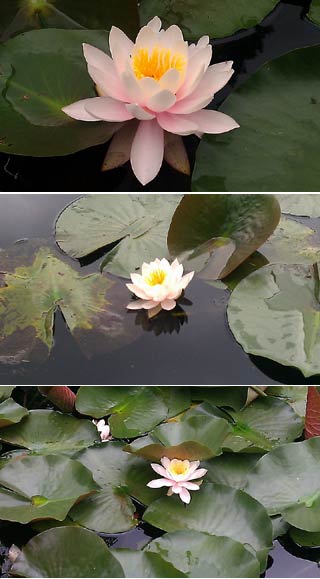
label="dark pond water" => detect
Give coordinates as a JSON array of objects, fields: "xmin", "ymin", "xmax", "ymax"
[
  {"xmin": 0, "ymin": 193, "xmax": 319, "ymax": 386},
  {"xmin": 0, "ymin": 0, "xmax": 319, "ymax": 192}
]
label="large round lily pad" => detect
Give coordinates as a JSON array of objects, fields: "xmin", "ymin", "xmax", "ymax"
[
  {"xmin": 139, "ymin": 0, "xmax": 279, "ymax": 39},
  {"xmin": 192, "ymin": 45, "xmax": 320, "ymax": 191},
  {"xmin": 0, "ymin": 29, "xmax": 118, "ymax": 156},
  {"xmin": 56, "ymin": 194, "xmax": 183, "ymax": 277},
  {"xmin": 0, "ymin": 454, "xmax": 98, "ymax": 524},
  {"xmin": 147, "ymin": 531, "xmax": 260, "ymax": 577},
  {"xmin": 276, "ymin": 194, "xmax": 320, "ymax": 217},
  {"xmin": 307, "ymin": 0, "xmax": 320, "ymax": 26},
  {"xmin": 190, "ymin": 386, "xmax": 248, "ymax": 411},
  {"xmin": 227, "ymin": 263, "xmax": 320, "ymax": 377},
  {"xmin": 245, "ymin": 438, "xmax": 320, "ymax": 532},
  {"xmin": 0, "ymin": 398, "xmax": 28, "ymax": 428},
  {"xmin": 0, "ymin": 410, "xmax": 98, "ymax": 453},
  {"xmin": 11, "ymin": 526, "xmax": 124, "ymax": 578},
  {"xmin": 113, "ymin": 550, "xmax": 184, "ymax": 578},
  {"xmin": 144, "ymin": 482, "xmax": 273, "ymax": 570},
  {"xmin": 167, "ymin": 194, "xmax": 280, "ymax": 279}
]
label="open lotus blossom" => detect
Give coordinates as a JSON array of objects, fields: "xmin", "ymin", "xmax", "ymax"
[
  {"xmin": 147, "ymin": 457, "xmax": 207, "ymax": 504},
  {"xmin": 93, "ymin": 419, "xmax": 111, "ymax": 442},
  {"xmin": 126, "ymin": 258, "xmax": 194, "ymax": 317},
  {"xmin": 62, "ymin": 16, "xmax": 239, "ymax": 185}
]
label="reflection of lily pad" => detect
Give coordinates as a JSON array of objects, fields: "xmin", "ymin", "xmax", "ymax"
[
  {"xmin": 0, "ymin": 241, "xmax": 137, "ymax": 365},
  {"xmin": 245, "ymin": 438, "xmax": 320, "ymax": 532},
  {"xmin": 144, "ymin": 482, "xmax": 272, "ymax": 570},
  {"xmin": 0, "ymin": 410, "xmax": 98, "ymax": 453},
  {"xmin": 0, "ymin": 454, "xmax": 98, "ymax": 524},
  {"xmin": 192, "ymin": 46, "xmax": 320, "ymax": 191},
  {"xmin": 168, "ymin": 194, "xmax": 280, "ymax": 279},
  {"xmin": 56, "ymin": 194, "xmax": 183, "ymax": 277},
  {"xmin": 11, "ymin": 526, "xmax": 124, "ymax": 578},
  {"xmin": 276, "ymin": 194, "xmax": 320, "ymax": 217},
  {"xmin": 0, "ymin": 0, "xmax": 139, "ymax": 41},
  {"xmin": 146, "ymin": 531, "xmax": 260, "ymax": 577},
  {"xmin": 228, "ymin": 263, "xmax": 320, "ymax": 377},
  {"xmin": 139, "ymin": 0, "xmax": 279, "ymax": 39}
]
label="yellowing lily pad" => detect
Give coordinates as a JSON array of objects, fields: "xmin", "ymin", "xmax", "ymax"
[{"xmin": 0, "ymin": 241, "xmax": 137, "ymax": 365}]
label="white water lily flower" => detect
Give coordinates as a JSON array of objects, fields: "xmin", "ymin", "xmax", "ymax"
[
  {"xmin": 93, "ymin": 419, "xmax": 111, "ymax": 442},
  {"xmin": 147, "ymin": 457, "xmax": 207, "ymax": 504},
  {"xmin": 62, "ymin": 16, "xmax": 239, "ymax": 185},
  {"xmin": 126, "ymin": 258, "xmax": 194, "ymax": 316}
]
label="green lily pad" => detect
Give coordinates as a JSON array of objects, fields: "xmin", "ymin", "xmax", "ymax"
[
  {"xmin": 70, "ymin": 442, "xmax": 147, "ymax": 533},
  {"xmin": 190, "ymin": 386, "xmax": 248, "ymax": 411},
  {"xmin": 227, "ymin": 263, "xmax": 320, "ymax": 377},
  {"xmin": 266, "ymin": 386, "xmax": 307, "ymax": 417},
  {"xmin": 11, "ymin": 526, "xmax": 124, "ymax": 577},
  {"xmin": 223, "ymin": 397, "xmax": 304, "ymax": 453},
  {"xmin": 0, "ymin": 241, "xmax": 137, "ymax": 365},
  {"xmin": 277, "ymin": 194, "xmax": 320, "ymax": 217},
  {"xmin": 0, "ymin": 386, "xmax": 14, "ymax": 401},
  {"xmin": 0, "ymin": 410, "xmax": 98, "ymax": 453},
  {"xmin": 192, "ymin": 46, "xmax": 320, "ymax": 191},
  {"xmin": 144, "ymin": 482, "xmax": 273, "ymax": 570},
  {"xmin": 261, "ymin": 217, "xmax": 320, "ymax": 265},
  {"xmin": 56, "ymin": 194, "xmax": 183, "ymax": 278},
  {"xmin": 245, "ymin": 438, "xmax": 320, "ymax": 532},
  {"xmin": 146, "ymin": 531, "xmax": 260, "ymax": 577},
  {"xmin": 76, "ymin": 387, "xmax": 191, "ymax": 438},
  {"xmin": 0, "ymin": 29, "xmax": 118, "ymax": 156},
  {"xmin": 139, "ymin": 0, "xmax": 279, "ymax": 40},
  {"xmin": 124, "ymin": 414, "xmax": 232, "ymax": 461},
  {"xmin": 0, "ymin": 398, "xmax": 28, "ymax": 428},
  {"xmin": 167, "ymin": 194, "xmax": 280, "ymax": 279},
  {"xmin": 307, "ymin": 1, "xmax": 320, "ymax": 26},
  {"xmin": 289, "ymin": 527, "xmax": 320, "ymax": 547},
  {"xmin": 203, "ymin": 454, "xmax": 260, "ymax": 490},
  {"xmin": 0, "ymin": 0, "xmax": 139, "ymax": 41},
  {"xmin": 113, "ymin": 550, "xmax": 185, "ymax": 578},
  {"xmin": 0, "ymin": 454, "xmax": 98, "ymax": 523}
]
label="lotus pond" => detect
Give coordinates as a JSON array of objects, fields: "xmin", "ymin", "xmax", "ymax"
[
  {"xmin": 1, "ymin": 193, "xmax": 320, "ymax": 385},
  {"xmin": 0, "ymin": 385, "xmax": 318, "ymax": 578},
  {"xmin": 0, "ymin": 1, "xmax": 320, "ymax": 191}
]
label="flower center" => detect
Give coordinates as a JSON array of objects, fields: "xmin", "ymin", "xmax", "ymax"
[
  {"xmin": 145, "ymin": 268, "xmax": 167, "ymax": 286},
  {"xmin": 132, "ymin": 46, "xmax": 186, "ymax": 81},
  {"xmin": 169, "ymin": 460, "xmax": 189, "ymax": 476}
]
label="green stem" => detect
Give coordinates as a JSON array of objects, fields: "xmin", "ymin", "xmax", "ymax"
[{"xmin": 249, "ymin": 386, "xmax": 268, "ymax": 397}]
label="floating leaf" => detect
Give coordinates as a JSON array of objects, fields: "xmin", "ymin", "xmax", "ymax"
[
  {"xmin": 146, "ymin": 531, "xmax": 260, "ymax": 577},
  {"xmin": 289, "ymin": 527, "xmax": 320, "ymax": 548},
  {"xmin": 0, "ymin": 241, "xmax": 137, "ymax": 365},
  {"xmin": 144, "ymin": 482, "xmax": 273, "ymax": 570},
  {"xmin": 307, "ymin": 1, "xmax": 320, "ymax": 27},
  {"xmin": 56, "ymin": 194, "xmax": 183, "ymax": 277},
  {"xmin": 125, "ymin": 414, "xmax": 232, "ymax": 461},
  {"xmin": 0, "ymin": 410, "xmax": 98, "ymax": 453},
  {"xmin": 0, "ymin": 398, "xmax": 28, "ymax": 428},
  {"xmin": 245, "ymin": 438, "xmax": 320, "ymax": 532},
  {"xmin": 11, "ymin": 526, "xmax": 124, "ymax": 577},
  {"xmin": 76, "ymin": 387, "xmax": 190, "ymax": 438},
  {"xmin": 167, "ymin": 195, "xmax": 280, "ymax": 279},
  {"xmin": 139, "ymin": 0, "xmax": 279, "ymax": 39},
  {"xmin": 0, "ymin": 30, "xmax": 118, "ymax": 156},
  {"xmin": 0, "ymin": 386, "xmax": 14, "ymax": 401},
  {"xmin": 276, "ymin": 194, "xmax": 320, "ymax": 217},
  {"xmin": 261, "ymin": 217, "xmax": 320, "ymax": 265},
  {"xmin": 203, "ymin": 454, "xmax": 260, "ymax": 490},
  {"xmin": 0, "ymin": 454, "xmax": 98, "ymax": 524},
  {"xmin": 70, "ymin": 442, "xmax": 154, "ymax": 533},
  {"xmin": 113, "ymin": 550, "xmax": 185, "ymax": 578},
  {"xmin": 223, "ymin": 397, "xmax": 304, "ymax": 453},
  {"xmin": 192, "ymin": 46, "xmax": 320, "ymax": 191},
  {"xmin": 227, "ymin": 263, "xmax": 320, "ymax": 377},
  {"xmin": 0, "ymin": 0, "xmax": 139, "ymax": 41},
  {"xmin": 190, "ymin": 386, "xmax": 248, "ymax": 411},
  {"xmin": 266, "ymin": 386, "xmax": 307, "ymax": 417}
]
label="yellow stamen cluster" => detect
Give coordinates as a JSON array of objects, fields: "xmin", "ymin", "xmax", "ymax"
[
  {"xmin": 169, "ymin": 459, "xmax": 189, "ymax": 476},
  {"xmin": 132, "ymin": 46, "xmax": 186, "ymax": 81},
  {"xmin": 145, "ymin": 268, "xmax": 167, "ymax": 286}
]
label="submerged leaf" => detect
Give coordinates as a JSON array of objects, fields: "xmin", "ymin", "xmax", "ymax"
[{"xmin": 0, "ymin": 241, "xmax": 137, "ymax": 365}]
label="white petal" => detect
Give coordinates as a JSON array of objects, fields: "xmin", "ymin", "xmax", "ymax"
[
  {"xmin": 130, "ymin": 119, "xmax": 164, "ymax": 185},
  {"xmin": 126, "ymin": 283, "xmax": 149, "ymax": 300},
  {"xmin": 85, "ymin": 97, "xmax": 134, "ymax": 122},
  {"xmin": 121, "ymin": 69, "xmax": 144, "ymax": 103},
  {"xmin": 151, "ymin": 464, "xmax": 168, "ymax": 477},
  {"xmin": 109, "ymin": 26, "xmax": 134, "ymax": 74},
  {"xmin": 62, "ymin": 99, "xmax": 99, "ymax": 121},
  {"xmin": 147, "ymin": 479, "xmax": 174, "ymax": 488},
  {"xmin": 181, "ymin": 481, "xmax": 200, "ymax": 490},
  {"xmin": 147, "ymin": 90, "xmax": 176, "ymax": 113},
  {"xmin": 157, "ymin": 112, "xmax": 198, "ymax": 136},
  {"xmin": 87, "ymin": 64, "xmax": 128, "ymax": 102},
  {"xmin": 187, "ymin": 468, "xmax": 208, "ymax": 480},
  {"xmin": 179, "ymin": 487, "xmax": 191, "ymax": 504},
  {"xmin": 161, "ymin": 298, "xmax": 177, "ymax": 311},
  {"xmin": 135, "ymin": 25, "xmax": 158, "ymax": 51},
  {"xmin": 159, "ymin": 68, "xmax": 181, "ymax": 93},
  {"xmin": 161, "ymin": 457, "xmax": 171, "ymax": 469},
  {"xmin": 187, "ymin": 109, "xmax": 240, "ymax": 134},
  {"xmin": 126, "ymin": 103, "xmax": 155, "ymax": 120},
  {"xmin": 139, "ymin": 77, "xmax": 160, "ymax": 97},
  {"xmin": 126, "ymin": 299, "xmax": 147, "ymax": 310},
  {"xmin": 147, "ymin": 16, "xmax": 162, "ymax": 32},
  {"xmin": 180, "ymin": 271, "xmax": 194, "ymax": 289},
  {"xmin": 177, "ymin": 45, "xmax": 212, "ymax": 100}
]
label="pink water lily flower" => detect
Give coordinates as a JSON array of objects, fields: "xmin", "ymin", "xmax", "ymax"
[
  {"xmin": 126, "ymin": 257, "xmax": 194, "ymax": 317},
  {"xmin": 147, "ymin": 457, "xmax": 207, "ymax": 504},
  {"xmin": 93, "ymin": 419, "xmax": 111, "ymax": 442},
  {"xmin": 62, "ymin": 16, "xmax": 239, "ymax": 185}
]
